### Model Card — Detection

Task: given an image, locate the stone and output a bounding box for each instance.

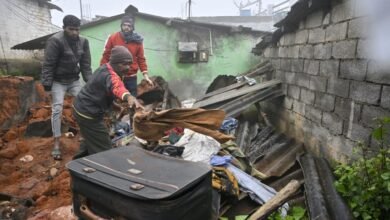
[340,60,367,81]
[315,93,335,111]
[325,22,348,41]
[309,76,327,92]
[350,81,381,105]
[332,40,357,59]
[320,60,339,78]
[327,77,350,98]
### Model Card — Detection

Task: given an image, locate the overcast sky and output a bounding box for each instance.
[51,0,286,26]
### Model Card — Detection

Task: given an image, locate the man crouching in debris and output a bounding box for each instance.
[72,46,144,158]
[41,15,92,160]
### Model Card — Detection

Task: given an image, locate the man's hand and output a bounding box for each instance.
[127,95,144,110]
[143,72,154,86]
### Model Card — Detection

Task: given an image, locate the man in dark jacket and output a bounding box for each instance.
[100,15,153,96]
[41,15,92,160]
[73,46,143,158]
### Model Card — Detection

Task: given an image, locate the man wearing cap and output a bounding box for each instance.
[100,15,153,96]
[41,15,92,160]
[73,46,143,157]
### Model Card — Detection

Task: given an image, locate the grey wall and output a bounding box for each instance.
[0,0,59,60]
[261,0,390,164]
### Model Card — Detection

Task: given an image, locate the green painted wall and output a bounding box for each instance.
[81,17,265,100]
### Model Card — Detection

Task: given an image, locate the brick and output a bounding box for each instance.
[340,60,367,81]
[305,105,322,124]
[306,11,324,28]
[288,46,300,58]
[313,43,332,59]
[334,97,361,121]
[274,70,285,82]
[304,60,320,75]
[346,123,372,143]
[299,45,314,59]
[381,86,390,110]
[327,77,350,98]
[320,60,339,78]
[332,40,357,59]
[361,105,390,128]
[295,30,309,44]
[325,22,348,41]
[293,100,305,115]
[367,61,390,85]
[284,33,296,46]
[350,81,381,105]
[308,28,326,44]
[270,59,281,69]
[322,112,343,135]
[285,72,296,84]
[295,73,310,89]
[331,0,354,23]
[356,39,371,59]
[280,59,292,72]
[291,59,304,73]
[300,88,315,105]
[278,47,289,58]
[315,93,335,111]
[309,76,327,92]
[288,85,300,99]
[348,17,368,39]
[284,97,294,110]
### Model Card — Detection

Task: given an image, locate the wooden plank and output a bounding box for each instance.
[248,180,301,220]
[193,80,281,108]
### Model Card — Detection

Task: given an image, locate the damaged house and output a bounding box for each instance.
[0,0,389,219]
[0,0,61,75]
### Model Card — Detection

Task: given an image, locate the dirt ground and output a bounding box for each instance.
[0,77,80,219]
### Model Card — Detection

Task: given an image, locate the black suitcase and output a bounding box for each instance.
[66,145,212,220]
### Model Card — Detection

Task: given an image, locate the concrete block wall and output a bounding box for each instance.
[262,0,390,163]
[0,0,59,60]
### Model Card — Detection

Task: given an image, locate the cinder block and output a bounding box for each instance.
[315,93,335,111]
[332,40,357,59]
[305,105,322,124]
[299,45,314,59]
[280,59,292,72]
[381,86,390,110]
[356,40,371,59]
[367,61,390,85]
[346,123,372,143]
[291,59,304,73]
[304,60,320,75]
[361,105,390,128]
[320,60,340,78]
[293,100,305,115]
[314,43,332,59]
[322,112,343,135]
[295,73,311,89]
[288,84,301,100]
[327,77,350,98]
[334,97,361,121]
[288,46,300,58]
[295,30,309,44]
[285,72,296,84]
[300,88,315,105]
[310,75,327,92]
[350,81,381,105]
[331,0,355,23]
[325,22,348,41]
[340,60,367,81]
[308,28,326,44]
[348,17,368,39]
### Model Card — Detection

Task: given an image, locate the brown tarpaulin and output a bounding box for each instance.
[133,108,234,143]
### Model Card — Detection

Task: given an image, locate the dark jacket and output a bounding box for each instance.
[41,31,92,88]
[73,63,130,119]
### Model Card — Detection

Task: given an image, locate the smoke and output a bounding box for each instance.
[359,0,390,69]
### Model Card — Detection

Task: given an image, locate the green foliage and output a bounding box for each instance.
[268,206,307,220]
[334,117,390,220]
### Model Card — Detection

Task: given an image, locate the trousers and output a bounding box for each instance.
[51,80,81,137]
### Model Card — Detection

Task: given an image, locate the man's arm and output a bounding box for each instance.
[137,44,153,85]
[100,35,114,65]
[80,38,92,82]
[41,37,61,91]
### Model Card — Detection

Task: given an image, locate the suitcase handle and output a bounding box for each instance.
[80,204,111,220]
